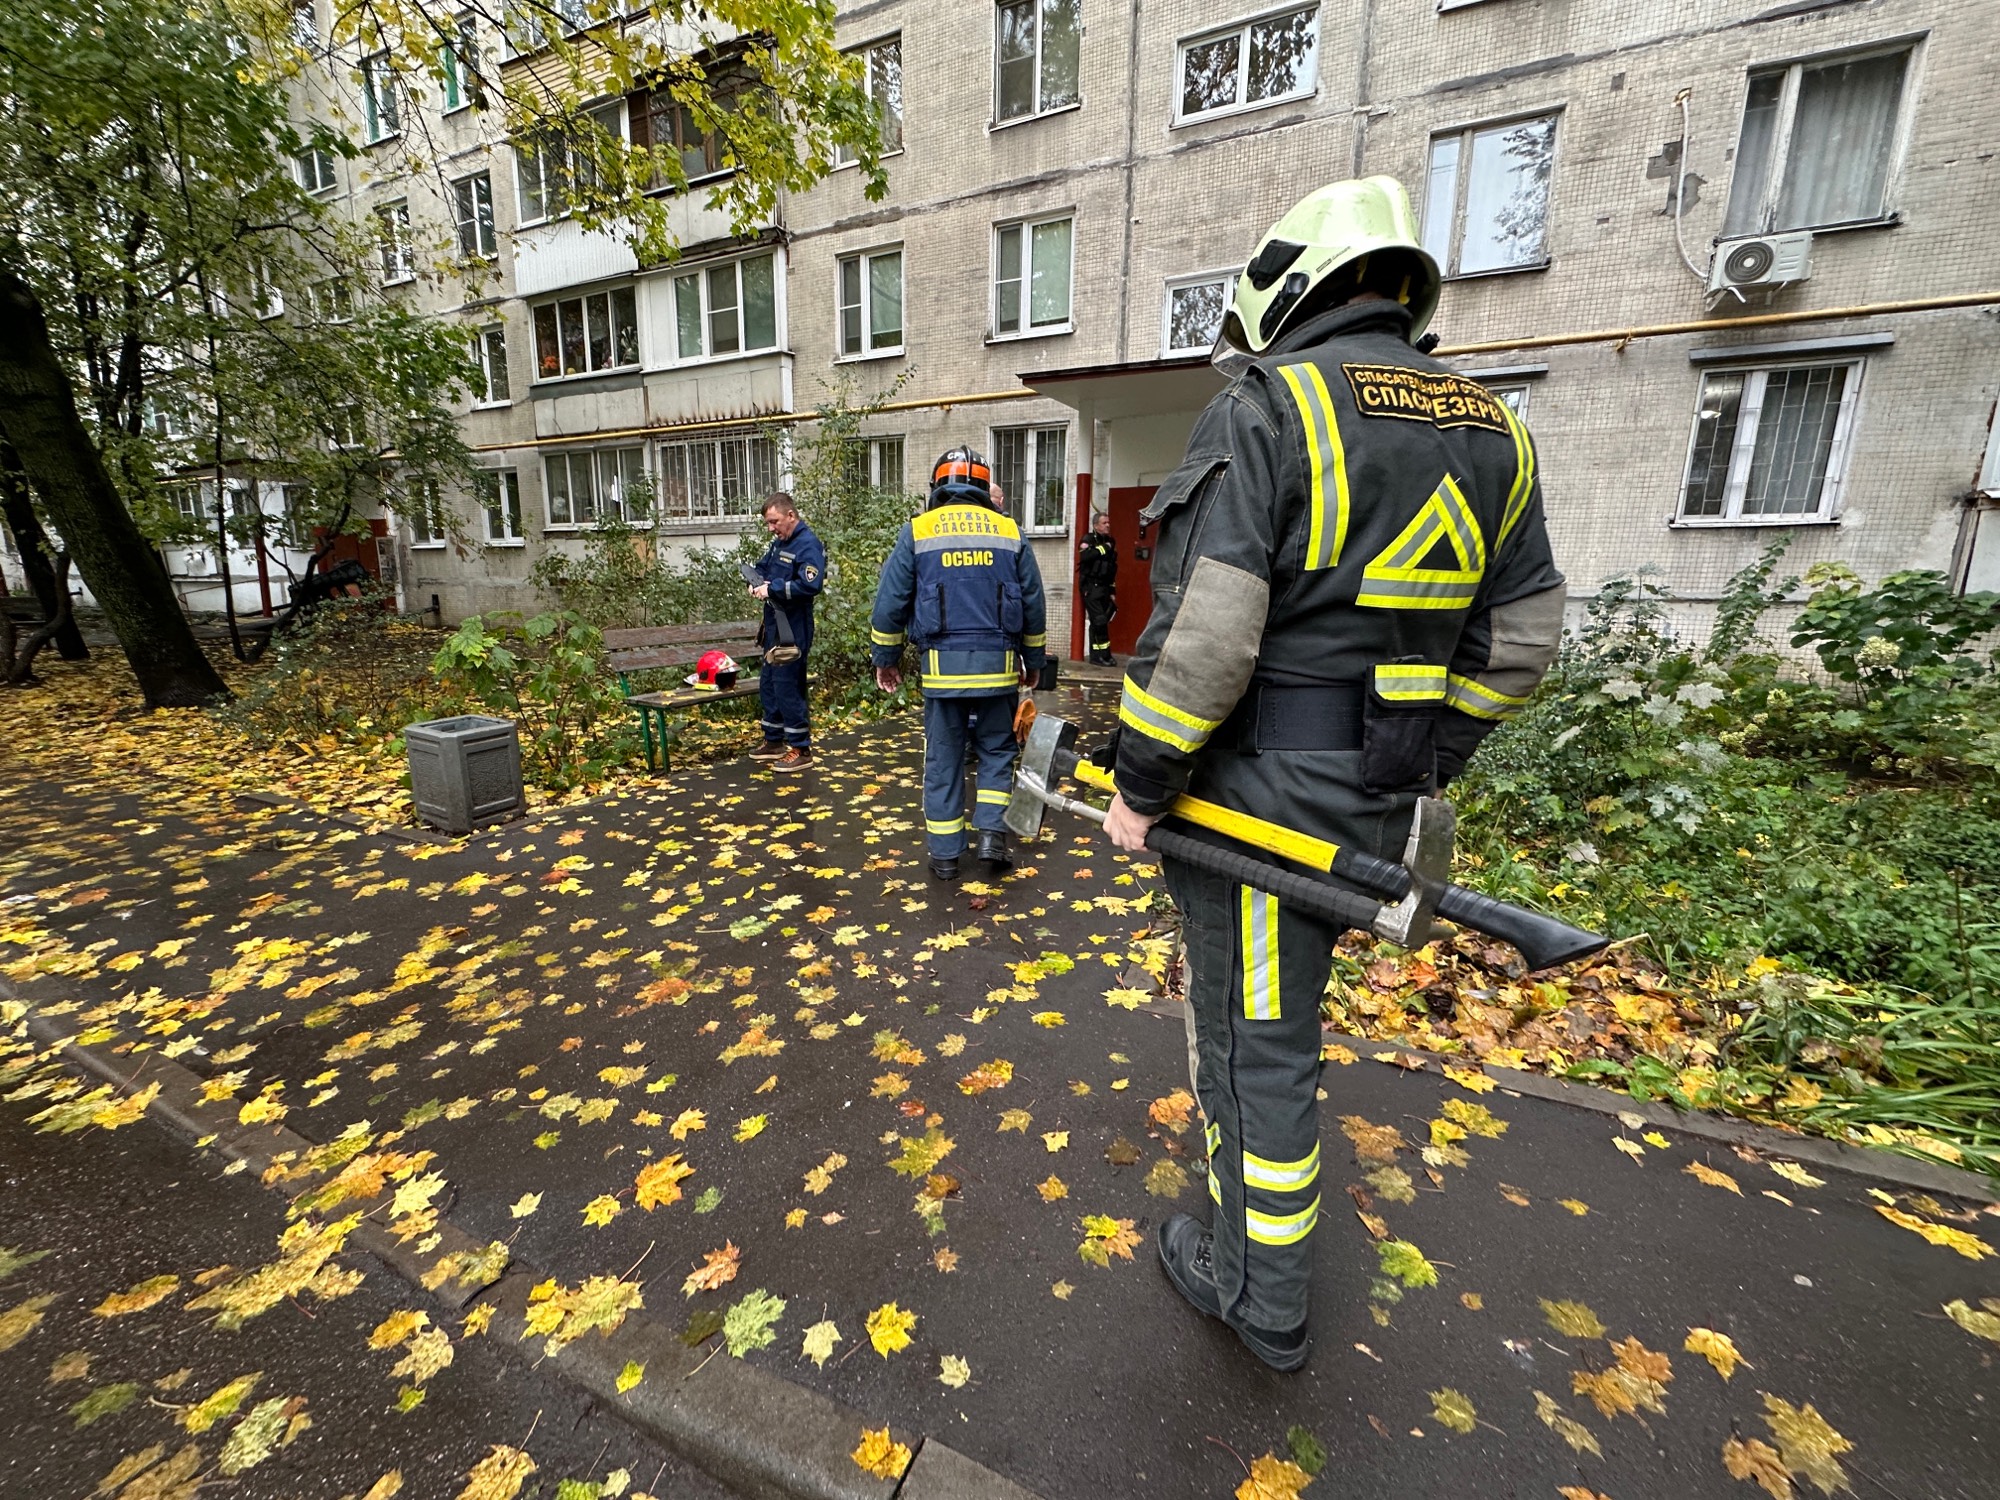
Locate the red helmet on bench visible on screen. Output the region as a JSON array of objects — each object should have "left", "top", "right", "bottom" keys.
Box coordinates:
[{"left": 685, "top": 650, "right": 739, "bottom": 690}]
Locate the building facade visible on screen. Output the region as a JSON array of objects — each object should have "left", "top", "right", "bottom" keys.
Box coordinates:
[{"left": 199, "top": 0, "right": 2000, "bottom": 657}]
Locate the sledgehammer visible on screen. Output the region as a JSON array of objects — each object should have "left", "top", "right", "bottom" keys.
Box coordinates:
[{"left": 1005, "top": 712, "right": 1609, "bottom": 970}]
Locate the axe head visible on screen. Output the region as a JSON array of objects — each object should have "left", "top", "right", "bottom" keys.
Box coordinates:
[{"left": 1004, "top": 712, "right": 1079, "bottom": 840}]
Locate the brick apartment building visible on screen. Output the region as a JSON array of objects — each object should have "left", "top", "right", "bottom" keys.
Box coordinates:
[{"left": 129, "top": 0, "right": 2000, "bottom": 657}]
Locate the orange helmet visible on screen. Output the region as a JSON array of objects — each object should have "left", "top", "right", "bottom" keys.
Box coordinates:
[
  {"left": 685, "top": 650, "right": 739, "bottom": 690},
  {"left": 929, "top": 446, "right": 991, "bottom": 507}
]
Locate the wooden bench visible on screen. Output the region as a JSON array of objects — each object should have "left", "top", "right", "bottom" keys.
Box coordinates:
[{"left": 604, "top": 621, "right": 764, "bottom": 771}]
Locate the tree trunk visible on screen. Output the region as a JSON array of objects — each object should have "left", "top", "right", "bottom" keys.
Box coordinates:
[
  {"left": 0, "top": 264, "right": 228, "bottom": 706},
  {"left": 0, "top": 440, "right": 88, "bottom": 660}
]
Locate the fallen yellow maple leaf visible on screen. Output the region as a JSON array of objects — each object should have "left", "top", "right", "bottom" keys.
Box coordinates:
[
  {"left": 1942, "top": 1298, "right": 2000, "bottom": 1344},
  {"left": 93, "top": 1275, "right": 180, "bottom": 1319},
  {"left": 1078, "top": 1215, "right": 1142, "bottom": 1267},
  {"left": 682, "top": 1243, "right": 742, "bottom": 1297},
  {"left": 1762, "top": 1394, "right": 1853, "bottom": 1495},
  {"left": 634, "top": 1155, "right": 694, "bottom": 1210},
  {"left": 1874, "top": 1205, "right": 1994, "bottom": 1260},
  {"left": 454, "top": 1444, "right": 537, "bottom": 1500},
  {"left": 1540, "top": 1299, "right": 1607, "bottom": 1339},
  {"left": 865, "top": 1302, "right": 916, "bottom": 1357},
  {"left": 1037, "top": 1175, "right": 1068, "bottom": 1202},
  {"left": 1235, "top": 1453, "right": 1313, "bottom": 1500},
  {"left": 851, "top": 1427, "right": 911, "bottom": 1480},
  {"left": 1721, "top": 1435, "right": 1793, "bottom": 1499},
  {"left": 1685, "top": 1327, "right": 1748, "bottom": 1379},
  {"left": 1684, "top": 1161, "right": 1743, "bottom": 1195},
  {"left": 1042, "top": 1131, "right": 1069, "bottom": 1153}
]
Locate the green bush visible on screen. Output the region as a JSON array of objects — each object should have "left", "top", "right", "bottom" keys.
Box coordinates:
[
  {"left": 430, "top": 610, "right": 639, "bottom": 789},
  {"left": 220, "top": 595, "right": 437, "bottom": 747}
]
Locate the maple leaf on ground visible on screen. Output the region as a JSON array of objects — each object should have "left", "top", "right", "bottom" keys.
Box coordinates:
[
  {"left": 934, "top": 1247, "right": 959, "bottom": 1273},
  {"left": 1430, "top": 1389, "right": 1477, "bottom": 1434},
  {"left": 1559, "top": 1198, "right": 1591, "bottom": 1216},
  {"left": 851, "top": 1427, "right": 912, "bottom": 1481},
  {"left": 1686, "top": 1327, "right": 1748, "bottom": 1379},
  {"left": 96, "top": 1444, "right": 204, "bottom": 1500},
  {"left": 1339, "top": 1115, "right": 1404, "bottom": 1166},
  {"left": 1439, "top": 1098, "right": 1508, "bottom": 1138},
  {"left": 682, "top": 1243, "right": 742, "bottom": 1297},
  {"left": 1042, "top": 1131, "right": 1069, "bottom": 1153},
  {"left": 1540, "top": 1299, "right": 1608, "bottom": 1339},
  {"left": 668, "top": 1109, "right": 707, "bottom": 1140},
  {"left": 1051, "top": 1280, "right": 1074, "bottom": 1299},
  {"left": 1037, "top": 1175, "right": 1069, "bottom": 1202},
  {"left": 1366, "top": 1167, "right": 1416, "bottom": 1205},
  {"left": 734, "top": 1114, "right": 768, "bottom": 1142},
  {"left": 581, "top": 1195, "right": 623, "bottom": 1227},
  {"left": 1235, "top": 1453, "right": 1313, "bottom": 1500},
  {"left": 71, "top": 1381, "right": 141, "bottom": 1427},
  {"left": 455, "top": 1445, "right": 537, "bottom": 1500},
  {"left": 1533, "top": 1390, "right": 1602, "bottom": 1457},
  {"left": 183, "top": 1373, "right": 262, "bottom": 1433},
  {"left": 1686, "top": 1161, "right": 1744, "bottom": 1195},
  {"left": 1144, "top": 1159, "right": 1189, "bottom": 1199},
  {"left": 1572, "top": 1337, "right": 1672, "bottom": 1421},
  {"left": 722, "top": 1289, "right": 786, "bottom": 1357},
  {"left": 48, "top": 1349, "right": 90, "bottom": 1383},
  {"left": 1723, "top": 1436, "right": 1795, "bottom": 1499},
  {"left": 523, "top": 1276, "right": 645, "bottom": 1356},
  {"left": 957, "top": 1060, "right": 1014, "bottom": 1095},
  {"left": 1376, "top": 1240, "right": 1437, "bottom": 1289},
  {"left": 938, "top": 1354, "right": 971, "bottom": 1388},
  {"left": 368, "top": 1310, "right": 428, "bottom": 1350},
  {"left": 1770, "top": 1161, "right": 1826, "bottom": 1189},
  {"left": 1943, "top": 1298, "right": 2000, "bottom": 1344},
  {"left": 801, "top": 1319, "right": 842, "bottom": 1368},
  {"left": 1557, "top": 1491, "right": 1614, "bottom": 1500},
  {"left": 866, "top": 1301, "right": 917, "bottom": 1356},
  {"left": 1874, "top": 1205, "right": 1994, "bottom": 1260},
  {"left": 1147, "top": 1089, "right": 1196, "bottom": 1132},
  {"left": 1441, "top": 1064, "right": 1495, "bottom": 1094},
  {"left": 93, "top": 1274, "right": 181, "bottom": 1318},
  {"left": 1078, "top": 1215, "right": 1142, "bottom": 1267},
  {"left": 1763, "top": 1395, "right": 1854, "bottom": 1495},
  {"left": 888, "top": 1128, "right": 955, "bottom": 1178},
  {"left": 634, "top": 1155, "right": 694, "bottom": 1210},
  {"left": 391, "top": 1329, "right": 453, "bottom": 1386}
]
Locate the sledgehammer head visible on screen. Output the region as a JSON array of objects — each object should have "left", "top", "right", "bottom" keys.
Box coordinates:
[{"left": 1004, "top": 713, "right": 1080, "bottom": 840}]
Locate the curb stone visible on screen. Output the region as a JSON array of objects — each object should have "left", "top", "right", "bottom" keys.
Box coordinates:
[
  {"left": 1331, "top": 1031, "right": 2000, "bottom": 1205},
  {"left": 11, "top": 1004, "right": 1043, "bottom": 1500}
]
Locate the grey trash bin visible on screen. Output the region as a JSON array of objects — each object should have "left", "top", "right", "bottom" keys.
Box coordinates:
[{"left": 406, "top": 715, "right": 523, "bottom": 833}]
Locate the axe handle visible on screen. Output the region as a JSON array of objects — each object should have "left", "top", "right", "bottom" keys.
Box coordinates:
[{"left": 1143, "top": 826, "right": 1384, "bottom": 933}]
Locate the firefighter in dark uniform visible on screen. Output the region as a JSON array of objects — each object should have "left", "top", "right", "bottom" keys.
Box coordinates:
[
  {"left": 871, "top": 448, "right": 1048, "bottom": 880},
  {"left": 1078, "top": 511, "right": 1120, "bottom": 665},
  {"left": 747, "top": 492, "right": 826, "bottom": 773},
  {"left": 1100, "top": 178, "right": 1567, "bottom": 1371}
]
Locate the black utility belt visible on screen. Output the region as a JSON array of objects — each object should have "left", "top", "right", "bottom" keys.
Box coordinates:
[{"left": 1225, "top": 681, "right": 1367, "bottom": 753}]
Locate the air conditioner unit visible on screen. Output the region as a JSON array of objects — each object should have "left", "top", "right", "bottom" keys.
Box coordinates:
[{"left": 1708, "top": 231, "right": 1813, "bottom": 294}]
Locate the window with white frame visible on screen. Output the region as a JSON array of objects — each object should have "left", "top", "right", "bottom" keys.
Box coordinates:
[
  {"left": 442, "top": 12, "right": 483, "bottom": 112},
  {"left": 503, "top": 0, "right": 589, "bottom": 54},
  {"left": 995, "top": 0, "right": 1081, "bottom": 124},
  {"left": 481, "top": 469, "right": 524, "bottom": 541},
  {"left": 329, "top": 404, "right": 366, "bottom": 450},
  {"left": 453, "top": 171, "right": 496, "bottom": 258},
  {"left": 249, "top": 263, "right": 284, "bottom": 320},
  {"left": 1163, "top": 271, "right": 1235, "bottom": 353},
  {"left": 1176, "top": 5, "right": 1317, "bottom": 123},
  {"left": 656, "top": 433, "right": 781, "bottom": 521},
  {"left": 408, "top": 483, "right": 448, "bottom": 546},
  {"left": 837, "top": 248, "right": 902, "bottom": 358},
  {"left": 836, "top": 37, "right": 903, "bottom": 164},
  {"left": 1422, "top": 113, "right": 1559, "bottom": 277},
  {"left": 544, "top": 446, "right": 649, "bottom": 527},
  {"left": 993, "top": 215, "right": 1072, "bottom": 337},
  {"left": 992, "top": 424, "right": 1067, "bottom": 531},
  {"left": 514, "top": 101, "right": 622, "bottom": 224},
  {"left": 310, "top": 278, "right": 354, "bottom": 323},
  {"left": 295, "top": 145, "right": 337, "bottom": 194},
  {"left": 841, "top": 436, "right": 906, "bottom": 493},
  {"left": 531, "top": 286, "right": 638, "bottom": 378},
  {"left": 291, "top": 0, "right": 318, "bottom": 49},
  {"left": 1724, "top": 45, "right": 1913, "bottom": 236},
  {"left": 361, "top": 51, "right": 400, "bottom": 142},
  {"left": 1486, "top": 383, "right": 1530, "bottom": 419},
  {"left": 1679, "top": 360, "right": 1862, "bottom": 523},
  {"left": 671, "top": 254, "right": 779, "bottom": 361},
  {"left": 376, "top": 201, "right": 413, "bottom": 283},
  {"left": 474, "top": 325, "right": 510, "bottom": 404}
]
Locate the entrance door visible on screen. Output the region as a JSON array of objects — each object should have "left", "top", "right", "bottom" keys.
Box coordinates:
[{"left": 1103, "top": 486, "right": 1157, "bottom": 655}]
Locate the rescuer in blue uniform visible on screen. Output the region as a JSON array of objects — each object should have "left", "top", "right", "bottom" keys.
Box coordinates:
[
  {"left": 870, "top": 448, "right": 1047, "bottom": 880},
  {"left": 748, "top": 492, "right": 826, "bottom": 773}
]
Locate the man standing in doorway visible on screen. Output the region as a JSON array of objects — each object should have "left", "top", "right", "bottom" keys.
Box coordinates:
[
  {"left": 1078, "top": 510, "right": 1119, "bottom": 665},
  {"left": 748, "top": 492, "right": 825, "bottom": 773},
  {"left": 870, "top": 447, "right": 1047, "bottom": 880}
]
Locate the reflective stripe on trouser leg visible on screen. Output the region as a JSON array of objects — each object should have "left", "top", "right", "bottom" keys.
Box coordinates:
[
  {"left": 1165, "top": 855, "right": 1343, "bottom": 1334},
  {"left": 761, "top": 653, "right": 811, "bottom": 748},
  {"left": 921, "top": 695, "right": 971, "bottom": 857},
  {"left": 968, "top": 693, "right": 1018, "bottom": 832}
]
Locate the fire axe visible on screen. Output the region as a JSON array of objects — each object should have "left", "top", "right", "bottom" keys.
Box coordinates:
[{"left": 1003, "top": 712, "right": 1609, "bottom": 971}]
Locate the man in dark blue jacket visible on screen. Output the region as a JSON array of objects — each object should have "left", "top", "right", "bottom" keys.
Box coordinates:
[
  {"left": 748, "top": 492, "right": 826, "bottom": 773},
  {"left": 870, "top": 448, "right": 1047, "bottom": 879}
]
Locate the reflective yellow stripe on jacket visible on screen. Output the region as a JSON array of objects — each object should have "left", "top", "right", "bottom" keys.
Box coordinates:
[
  {"left": 1444, "top": 671, "right": 1531, "bottom": 721},
  {"left": 1357, "top": 473, "right": 1487, "bottom": 611},
  {"left": 1373, "top": 663, "right": 1447, "bottom": 702},
  {"left": 1498, "top": 406, "right": 1538, "bottom": 551},
  {"left": 1276, "top": 362, "right": 1350, "bottom": 571},
  {"left": 1119, "top": 676, "right": 1222, "bottom": 754}
]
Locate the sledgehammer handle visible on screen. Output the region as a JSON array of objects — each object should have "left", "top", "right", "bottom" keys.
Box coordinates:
[{"left": 1143, "top": 826, "right": 1384, "bottom": 933}]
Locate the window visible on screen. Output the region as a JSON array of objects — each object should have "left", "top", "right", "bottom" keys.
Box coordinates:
[
  {"left": 672, "top": 254, "right": 779, "bottom": 361},
  {"left": 992, "top": 424, "right": 1068, "bottom": 530},
  {"left": 408, "top": 484, "right": 448, "bottom": 546},
  {"left": 993, "top": 215, "right": 1072, "bottom": 337},
  {"left": 514, "top": 102, "right": 621, "bottom": 223},
  {"left": 453, "top": 171, "right": 496, "bottom": 257},
  {"left": 329, "top": 404, "right": 366, "bottom": 450},
  {"left": 504, "top": 0, "right": 589, "bottom": 54},
  {"left": 474, "top": 325, "right": 510, "bottom": 404},
  {"left": 1487, "top": 383, "right": 1530, "bottom": 419},
  {"left": 656, "top": 434, "right": 781, "bottom": 521},
  {"left": 1679, "top": 360, "right": 1862, "bottom": 523},
  {"left": 995, "top": 0, "right": 1080, "bottom": 124},
  {"left": 1724, "top": 46, "right": 1912, "bottom": 236},
  {"left": 633, "top": 79, "right": 738, "bottom": 187},
  {"left": 1176, "top": 5, "right": 1317, "bottom": 123},
  {"left": 295, "top": 146, "right": 337, "bottom": 194},
  {"left": 545, "top": 446, "right": 650, "bottom": 526},
  {"left": 837, "top": 248, "right": 903, "bottom": 357},
  {"left": 532, "top": 286, "right": 639, "bottom": 378},
  {"left": 442, "top": 12, "right": 483, "bottom": 112},
  {"left": 376, "top": 201, "right": 413, "bottom": 283},
  {"left": 1423, "top": 113, "right": 1559, "bottom": 277},
  {"left": 291, "top": 1, "right": 317, "bottom": 48},
  {"left": 481, "top": 469, "right": 524, "bottom": 542},
  {"left": 836, "top": 37, "right": 903, "bottom": 164},
  {"left": 361, "top": 52, "right": 400, "bottom": 142},
  {"left": 249, "top": 263, "right": 284, "bottom": 320},
  {"left": 310, "top": 278, "right": 354, "bottom": 323},
  {"left": 1163, "top": 271, "right": 1235, "bottom": 353},
  {"left": 841, "top": 436, "right": 906, "bottom": 492}
]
